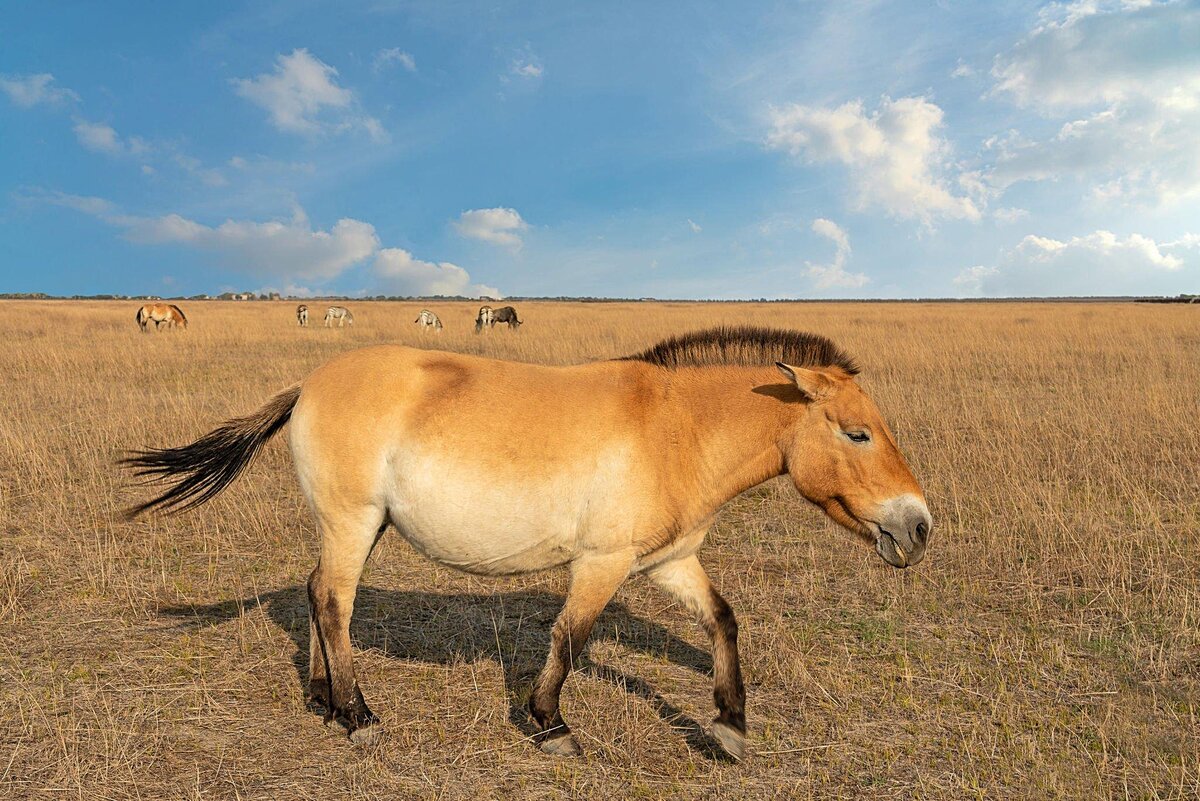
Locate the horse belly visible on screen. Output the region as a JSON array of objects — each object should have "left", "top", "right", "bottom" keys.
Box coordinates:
[{"left": 384, "top": 459, "right": 585, "bottom": 575}]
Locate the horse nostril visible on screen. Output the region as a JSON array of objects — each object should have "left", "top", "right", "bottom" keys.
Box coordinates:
[{"left": 915, "top": 520, "right": 929, "bottom": 545}]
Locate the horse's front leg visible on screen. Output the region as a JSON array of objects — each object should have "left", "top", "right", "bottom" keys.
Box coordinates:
[
  {"left": 647, "top": 553, "right": 746, "bottom": 759},
  {"left": 530, "top": 549, "right": 634, "bottom": 756}
]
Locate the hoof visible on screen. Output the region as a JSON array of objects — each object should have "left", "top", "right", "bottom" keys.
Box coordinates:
[
  {"left": 349, "top": 723, "right": 384, "bottom": 747},
  {"left": 711, "top": 720, "right": 746, "bottom": 761},
  {"left": 538, "top": 732, "right": 582, "bottom": 757},
  {"left": 323, "top": 716, "right": 349, "bottom": 736}
]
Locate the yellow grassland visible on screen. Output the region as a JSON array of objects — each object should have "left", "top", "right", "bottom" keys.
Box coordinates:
[{"left": 0, "top": 300, "right": 1197, "bottom": 799}]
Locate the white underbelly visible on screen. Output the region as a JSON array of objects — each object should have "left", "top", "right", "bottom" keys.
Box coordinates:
[{"left": 383, "top": 454, "right": 598, "bottom": 575}]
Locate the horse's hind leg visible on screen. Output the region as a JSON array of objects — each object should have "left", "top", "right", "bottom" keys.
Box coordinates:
[
  {"left": 307, "top": 505, "right": 385, "bottom": 744},
  {"left": 530, "top": 549, "right": 634, "bottom": 756},
  {"left": 646, "top": 554, "right": 746, "bottom": 759}
]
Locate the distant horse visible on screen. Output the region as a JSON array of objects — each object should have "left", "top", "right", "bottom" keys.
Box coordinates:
[
  {"left": 324, "top": 306, "right": 354, "bottom": 327},
  {"left": 474, "top": 305, "right": 494, "bottom": 334},
  {"left": 136, "top": 303, "right": 188, "bottom": 332},
  {"left": 414, "top": 309, "right": 443, "bottom": 333},
  {"left": 493, "top": 306, "right": 522, "bottom": 330},
  {"left": 121, "top": 326, "right": 932, "bottom": 760},
  {"left": 297, "top": 305, "right": 309, "bottom": 327}
]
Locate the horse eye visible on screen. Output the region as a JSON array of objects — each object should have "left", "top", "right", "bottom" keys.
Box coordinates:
[{"left": 845, "top": 430, "right": 870, "bottom": 443}]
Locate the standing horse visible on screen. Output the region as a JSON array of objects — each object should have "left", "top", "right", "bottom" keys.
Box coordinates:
[
  {"left": 414, "top": 309, "right": 443, "bottom": 333},
  {"left": 474, "top": 305, "right": 494, "bottom": 334},
  {"left": 121, "top": 327, "right": 931, "bottom": 759},
  {"left": 297, "top": 305, "right": 309, "bottom": 327},
  {"left": 136, "top": 303, "right": 188, "bottom": 332},
  {"left": 493, "top": 306, "right": 522, "bottom": 329},
  {"left": 324, "top": 306, "right": 353, "bottom": 327}
]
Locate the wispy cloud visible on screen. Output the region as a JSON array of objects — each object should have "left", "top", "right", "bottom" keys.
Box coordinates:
[
  {"left": 985, "top": 1, "right": 1200, "bottom": 205},
  {"left": 233, "top": 49, "right": 385, "bottom": 140},
  {"left": 0, "top": 73, "right": 78, "bottom": 107},
  {"left": 72, "top": 120, "right": 148, "bottom": 156},
  {"left": 806, "top": 218, "right": 868, "bottom": 289},
  {"left": 37, "top": 191, "right": 498, "bottom": 295},
  {"left": 956, "top": 229, "right": 1194, "bottom": 296},
  {"left": 373, "top": 47, "right": 416, "bottom": 73},
  {"left": 506, "top": 48, "right": 544, "bottom": 81}
]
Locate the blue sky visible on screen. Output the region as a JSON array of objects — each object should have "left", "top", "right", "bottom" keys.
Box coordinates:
[{"left": 2, "top": 0, "right": 1198, "bottom": 298}]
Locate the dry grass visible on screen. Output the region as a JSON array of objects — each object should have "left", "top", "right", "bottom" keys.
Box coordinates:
[{"left": 1, "top": 299, "right": 1197, "bottom": 800}]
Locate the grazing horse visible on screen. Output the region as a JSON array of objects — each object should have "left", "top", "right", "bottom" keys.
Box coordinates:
[
  {"left": 414, "top": 309, "right": 443, "bottom": 333},
  {"left": 297, "top": 305, "right": 309, "bottom": 327},
  {"left": 121, "top": 327, "right": 932, "bottom": 759},
  {"left": 492, "top": 305, "right": 522, "bottom": 329},
  {"left": 136, "top": 303, "right": 188, "bottom": 332},
  {"left": 474, "top": 305, "right": 494, "bottom": 334},
  {"left": 324, "top": 306, "right": 353, "bottom": 327}
]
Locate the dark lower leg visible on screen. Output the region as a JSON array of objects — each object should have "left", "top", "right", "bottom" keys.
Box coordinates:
[
  {"left": 529, "top": 614, "right": 597, "bottom": 740},
  {"left": 648, "top": 554, "right": 746, "bottom": 754},
  {"left": 306, "top": 568, "right": 330, "bottom": 710},
  {"left": 528, "top": 551, "right": 633, "bottom": 753},
  {"left": 309, "top": 569, "right": 376, "bottom": 732},
  {"left": 703, "top": 588, "right": 745, "bottom": 735}
]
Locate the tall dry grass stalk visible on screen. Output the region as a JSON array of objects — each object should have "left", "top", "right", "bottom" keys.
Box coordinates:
[{"left": 0, "top": 300, "right": 1196, "bottom": 799}]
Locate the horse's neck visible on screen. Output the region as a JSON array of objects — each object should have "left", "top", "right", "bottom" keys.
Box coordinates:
[{"left": 660, "top": 366, "right": 790, "bottom": 522}]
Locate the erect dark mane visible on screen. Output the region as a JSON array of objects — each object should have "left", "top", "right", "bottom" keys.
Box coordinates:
[{"left": 621, "top": 326, "right": 859, "bottom": 374}]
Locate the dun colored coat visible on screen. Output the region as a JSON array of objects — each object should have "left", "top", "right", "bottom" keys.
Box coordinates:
[
  {"left": 122, "top": 327, "right": 932, "bottom": 759},
  {"left": 136, "top": 303, "right": 188, "bottom": 332}
]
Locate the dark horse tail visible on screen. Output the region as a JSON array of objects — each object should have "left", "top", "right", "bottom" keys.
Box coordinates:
[{"left": 121, "top": 384, "right": 301, "bottom": 519}]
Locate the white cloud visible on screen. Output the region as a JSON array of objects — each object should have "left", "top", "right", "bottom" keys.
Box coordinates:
[
  {"left": 806, "top": 218, "right": 868, "bottom": 289},
  {"left": 991, "top": 1, "right": 1200, "bottom": 111},
  {"left": 119, "top": 208, "right": 380, "bottom": 282},
  {"left": 986, "top": 1, "right": 1200, "bottom": 205},
  {"left": 993, "top": 207, "right": 1029, "bottom": 224},
  {"left": 374, "top": 48, "right": 416, "bottom": 73},
  {"left": 233, "top": 49, "right": 383, "bottom": 139},
  {"left": 950, "top": 61, "right": 976, "bottom": 79},
  {"left": 0, "top": 73, "right": 78, "bottom": 107},
  {"left": 510, "top": 56, "right": 544, "bottom": 79},
  {"left": 767, "top": 96, "right": 981, "bottom": 224},
  {"left": 454, "top": 207, "right": 529, "bottom": 250},
  {"left": 40, "top": 192, "right": 499, "bottom": 295},
  {"left": 957, "top": 229, "right": 1195, "bottom": 296},
  {"left": 72, "top": 120, "right": 149, "bottom": 156},
  {"left": 687, "top": 218, "right": 702, "bottom": 233},
  {"left": 374, "top": 248, "right": 501, "bottom": 298}
]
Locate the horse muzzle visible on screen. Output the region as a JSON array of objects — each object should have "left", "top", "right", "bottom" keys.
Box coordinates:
[{"left": 871, "top": 495, "right": 932, "bottom": 569}]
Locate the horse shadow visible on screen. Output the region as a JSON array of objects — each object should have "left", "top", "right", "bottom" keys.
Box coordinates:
[{"left": 159, "top": 585, "right": 733, "bottom": 759}]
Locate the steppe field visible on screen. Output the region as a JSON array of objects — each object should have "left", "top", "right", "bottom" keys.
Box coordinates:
[{"left": 1, "top": 299, "right": 1198, "bottom": 800}]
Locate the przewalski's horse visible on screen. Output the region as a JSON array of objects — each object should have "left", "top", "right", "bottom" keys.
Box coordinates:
[
  {"left": 121, "top": 327, "right": 931, "bottom": 759},
  {"left": 297, "top": 305, "right": 309, "bottom": 327},
  {"left": 324, "top": 306, "right": 353, "bottom": 327},
  {"left": 414, "top": 309, "right": 443, "bottom": 332},
  {"left": 474, "top": 305, "right": 494, "bottom": 334},
  {"left": 136, "top": 303, "right": 188, "bottom": 332},
  {"left": 493, "top": 305, "right": 521, "bottom": 329}
]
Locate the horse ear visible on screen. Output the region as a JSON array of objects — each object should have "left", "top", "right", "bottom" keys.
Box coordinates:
[{"left": 776, "top": 362, "right": 834, "bottom": 401}]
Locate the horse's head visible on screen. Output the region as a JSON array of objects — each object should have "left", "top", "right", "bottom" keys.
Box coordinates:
[{"left": 775, "top": 362, "right": 931, "bottom": 568}]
